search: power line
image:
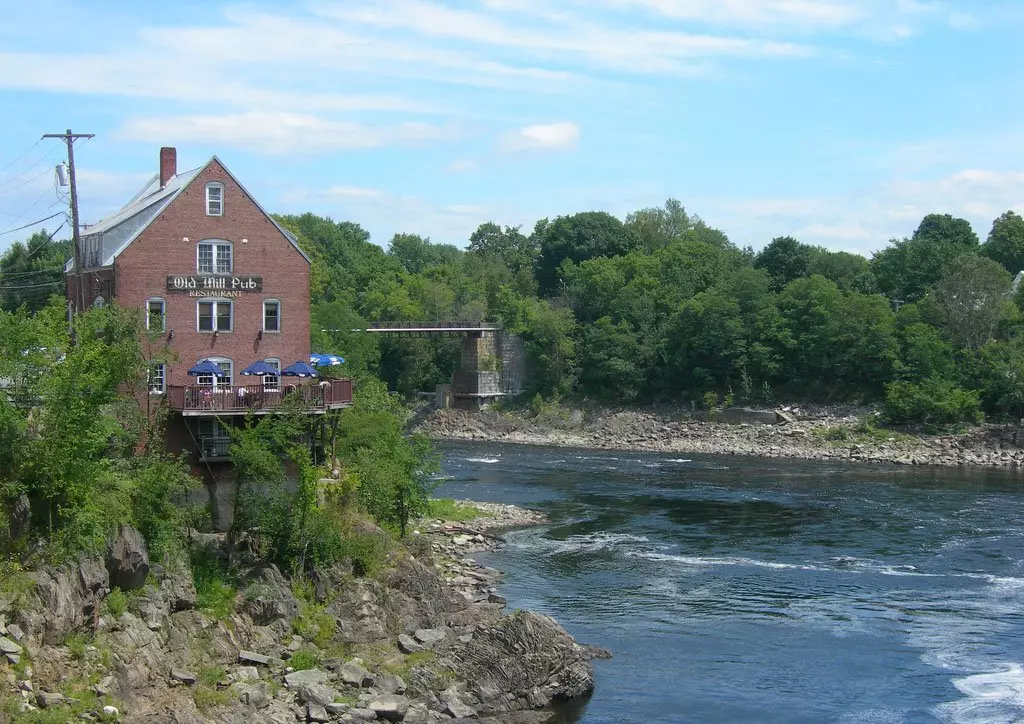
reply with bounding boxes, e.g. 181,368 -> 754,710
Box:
0,139 -> 43,175
0,212 -> 66,237
43,129 -> 93,313
0,164 -> 56,195
0,279 -> 63,291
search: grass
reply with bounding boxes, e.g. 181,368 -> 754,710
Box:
288,648 -> 321,671
63,630 -> 92,660
1,676 -> 119,723
0,558 -> 36,610
193,685 -> 230,713
425,499 -> 486,522
813,419 -> 915,446
198,665 -> 226,688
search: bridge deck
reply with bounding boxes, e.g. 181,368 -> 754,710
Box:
354,321 -> 500,335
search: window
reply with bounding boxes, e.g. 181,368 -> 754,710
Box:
197,300 -> 232,332
198,418 -> 230,438
263,300 -> 280,332
197,241 -> 232,274
196,358 -> 232,388
263,358 -> 280,392
148,363 -> 165,394
206,183 -> 224,216
146,297 -> 166,332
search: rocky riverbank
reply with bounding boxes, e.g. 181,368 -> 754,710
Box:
0,515 -> 599,724
416,406 -> 1024,470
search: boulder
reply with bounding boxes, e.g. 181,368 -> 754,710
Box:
106,525 -> 150,591
413,628 -> 447,647
171,668 -> 198,685
35,691 -> 63,708
339,661 -> 373,688
297,682 -> 336,706
0,636 -> 22,655
374,673 -> 407,695
397,634 -> 423,654
18,557 -> 109,644
234,681 -> 270,709
284,668 -> 330,689
306,703 -> 330,722
369,694 -> 411,722
241,566 -> 299,625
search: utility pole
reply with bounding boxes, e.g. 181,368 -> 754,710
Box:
42,129 -> 94,313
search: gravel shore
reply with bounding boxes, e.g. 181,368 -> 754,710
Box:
416,407 -> 1024,470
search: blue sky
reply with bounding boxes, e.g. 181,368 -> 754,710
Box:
1,0 -> 1022,257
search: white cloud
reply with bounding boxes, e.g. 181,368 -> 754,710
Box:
116,113 -> 461,155
281,184 -> 500,245
500,122 -> 580,152
445,159 -> 478,173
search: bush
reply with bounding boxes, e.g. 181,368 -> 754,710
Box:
702,391 -> 719,410
191,551 -> 237,619
425,499 -> 485,522
337,533 -> 388,577
103,588 -> 128,618
883,376 -> 983,427
288,648 -> 321,671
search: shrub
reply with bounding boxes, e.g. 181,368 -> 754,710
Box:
883,376 -> 983,428
702,391 -> 720,410
103,588 -> 128,618
337,533 -> 388,577
191,552 -> 237,620
288,648 -> 321,671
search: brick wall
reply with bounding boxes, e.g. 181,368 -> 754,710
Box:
114,159 -> 311,389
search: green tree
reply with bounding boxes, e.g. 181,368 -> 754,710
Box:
387,233 -> 461,275
871,214 -> 980,303
934,255 -> 1012,350
754,236 -> 814,291
535,212 -> 640,295
0,230 -> 72,312
981,211 -> 1024,275
496,288 -> 578,397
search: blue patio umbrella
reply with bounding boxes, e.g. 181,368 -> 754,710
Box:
187,359 -> 225,377
310,353 -> 345,367
281,360 -> 319,378
240,360 -> 280,376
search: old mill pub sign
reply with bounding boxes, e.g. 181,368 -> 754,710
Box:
166,275 -> 263,298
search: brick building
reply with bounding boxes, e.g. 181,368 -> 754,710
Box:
66,148 -> 351,507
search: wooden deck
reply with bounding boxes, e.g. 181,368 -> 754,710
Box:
166,378 -> 353,416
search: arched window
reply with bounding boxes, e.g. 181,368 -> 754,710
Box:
263,358 -> 281,392
205,182 -> 224,216
197,239 -> 232,274
146,297 -> 166,332
197,357 -> 232,389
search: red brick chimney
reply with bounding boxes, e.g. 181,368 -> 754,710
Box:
159,147 -> 177,188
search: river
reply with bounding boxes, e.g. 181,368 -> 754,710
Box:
433,441 -> 1024,724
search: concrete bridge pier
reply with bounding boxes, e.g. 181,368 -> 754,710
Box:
451,330 -> 503,410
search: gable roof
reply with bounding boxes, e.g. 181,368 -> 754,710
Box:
67,155 -> 309,272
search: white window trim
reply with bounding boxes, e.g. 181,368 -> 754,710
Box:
263,299 -> 281,333
146,297 -> 166,332
196,239 -> 233,275
197,357 -> 233,389
263,358 -> 281,392
148,362 -> 166,394
196,298 -> 234,333
206,182 -> 224,217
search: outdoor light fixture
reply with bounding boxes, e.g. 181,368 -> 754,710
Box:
257,330 -> 263,340
182,236 -> 189,242
167,329 -> 174,341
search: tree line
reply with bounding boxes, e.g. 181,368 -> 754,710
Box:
5,203 -> 1024,426
265,203 -> 1024,427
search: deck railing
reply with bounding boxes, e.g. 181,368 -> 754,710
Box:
166,378 -> 353,413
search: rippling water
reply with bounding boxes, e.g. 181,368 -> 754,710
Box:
433,441 -> 1024,724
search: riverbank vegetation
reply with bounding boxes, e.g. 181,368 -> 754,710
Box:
0,298 -> 435,580
263,204 -> 1024,429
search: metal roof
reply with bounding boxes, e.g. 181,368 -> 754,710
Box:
66,156 -> 309,271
